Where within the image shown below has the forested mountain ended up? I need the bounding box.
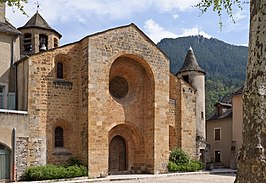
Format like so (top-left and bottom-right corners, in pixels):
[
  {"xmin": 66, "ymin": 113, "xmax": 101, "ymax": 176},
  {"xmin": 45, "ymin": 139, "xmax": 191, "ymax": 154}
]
[{"xmin": 157, "ymin": 36, "xmax": 248, "ymax": 116}]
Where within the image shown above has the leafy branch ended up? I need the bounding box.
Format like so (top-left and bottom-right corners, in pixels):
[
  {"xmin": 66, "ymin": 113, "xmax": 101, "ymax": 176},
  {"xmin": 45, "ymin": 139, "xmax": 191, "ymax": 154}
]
[
  {"xmin": 195, "ymin": 0, "xmax": 249, "ymax": 28},
  {"xmin": 0, "ymin": 0, "xmax": 28, "ymax": 15}
]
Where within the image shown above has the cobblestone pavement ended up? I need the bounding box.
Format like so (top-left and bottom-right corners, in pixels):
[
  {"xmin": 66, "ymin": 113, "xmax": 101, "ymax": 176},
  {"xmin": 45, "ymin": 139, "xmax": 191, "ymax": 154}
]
[{"xmin": 99, "ymin": 174, "xmax": 236, "ymax": 183}]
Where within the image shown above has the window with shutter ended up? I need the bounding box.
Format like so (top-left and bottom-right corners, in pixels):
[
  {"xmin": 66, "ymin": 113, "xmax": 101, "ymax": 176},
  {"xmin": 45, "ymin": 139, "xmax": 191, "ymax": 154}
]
[{"xmin": 0, "ymin": 86, "xmax": 4, "ymax": 109}]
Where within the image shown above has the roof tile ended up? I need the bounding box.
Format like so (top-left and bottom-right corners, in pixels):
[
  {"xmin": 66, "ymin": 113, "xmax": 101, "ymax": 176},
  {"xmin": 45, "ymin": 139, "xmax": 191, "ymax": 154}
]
[{"xmin": 177, "ymin": 47, "xmax": 205, "ymax": 74}]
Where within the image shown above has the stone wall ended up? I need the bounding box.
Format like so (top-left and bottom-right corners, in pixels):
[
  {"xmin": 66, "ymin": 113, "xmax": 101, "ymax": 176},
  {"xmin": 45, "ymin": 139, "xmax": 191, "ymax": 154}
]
[
  {"xmin": 0, "ymin": 3, "xmax": 5, "ymax": 23},
  {"xmin": 168, "ymin": 74, "xmax": 197, "ymax": 158},
  {"xmin": 0, "ymin": 110, "xmax": 29, "ymax": 180},
  {"xmin": 86, "ymin": 24, "xmax": 169, "ymax": 177},
  {"xmin": 16, "ymin": 137, "xmax": 29, "ymax": 179},
  {"xmin": 18, "ymin": 42, "xmax": 86, "ymax": 167},
  {"xmin": 179, "ymin": 81, "xmax": 197, "ymax": 159}
]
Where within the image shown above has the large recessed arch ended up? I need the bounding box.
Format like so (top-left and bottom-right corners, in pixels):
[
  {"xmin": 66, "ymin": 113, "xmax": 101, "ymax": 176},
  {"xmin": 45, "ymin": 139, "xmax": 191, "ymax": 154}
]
[
  {"xmin": 108, "ymin": 53, "xmax": 156, "ymax": 174},
  {"xmin": 109, "ymin": 54, "xmax": 155, "ymax": 106}
]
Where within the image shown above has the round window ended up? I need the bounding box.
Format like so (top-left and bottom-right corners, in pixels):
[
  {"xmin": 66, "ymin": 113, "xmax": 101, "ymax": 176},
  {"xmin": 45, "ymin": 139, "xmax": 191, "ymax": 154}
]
[{"xmin": 109, "ymin": 77, "xmax": 129, "ymax": 99}]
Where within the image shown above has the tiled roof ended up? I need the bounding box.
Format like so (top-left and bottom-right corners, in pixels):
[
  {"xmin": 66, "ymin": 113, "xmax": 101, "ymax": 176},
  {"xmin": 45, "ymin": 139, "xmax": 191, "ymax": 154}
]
[
  {"xmin": 214, "ymin": 102, "xmax": 232, "ymax": 108},
  {"xmin": 18, "ymin": 11, "xmax": 62, "ymax": 38},
  {"xmin": 0, "ymin": 20, "xmax": 21, "ymax": 35},
  {"xmin": 23, "ymin": 11, "xmax": 52, "ymax": 29},
  {"xmin": 233, "ymin": 85, "xmax": 244, "ymax": 95},
  {"xmin": 177, "ymin": 47, "xmax": 205, "ymax": 74},
  {"xmin": 207, "ymin": 85, "xmax": 243, "ymax": 121},
  {"xmin": 208, "ymin": 108, "xmax": 232, "ymax": 121}
]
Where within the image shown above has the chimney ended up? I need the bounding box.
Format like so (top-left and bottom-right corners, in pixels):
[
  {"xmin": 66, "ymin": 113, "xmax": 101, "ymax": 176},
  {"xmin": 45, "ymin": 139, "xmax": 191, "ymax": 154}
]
[{"xmin": 0, "ymin": 2, "xmax": 5, "ymax": 23}]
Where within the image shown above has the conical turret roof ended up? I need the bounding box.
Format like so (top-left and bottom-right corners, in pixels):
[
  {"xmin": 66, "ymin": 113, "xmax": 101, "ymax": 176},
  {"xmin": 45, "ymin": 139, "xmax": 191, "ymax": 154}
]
[
  {"xmin": 177, "ymin": 47, "xmax": 205, "ymax": 74},
  {"xmin": 18, "ymin": 11, "xmax": 61, "ymax": 38}
]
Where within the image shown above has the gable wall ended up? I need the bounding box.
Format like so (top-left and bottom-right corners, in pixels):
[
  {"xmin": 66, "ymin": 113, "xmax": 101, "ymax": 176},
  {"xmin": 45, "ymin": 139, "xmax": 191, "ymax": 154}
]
[{"xmin": 86, "ymin": 25, "xmax": 170, "ymax": 177}]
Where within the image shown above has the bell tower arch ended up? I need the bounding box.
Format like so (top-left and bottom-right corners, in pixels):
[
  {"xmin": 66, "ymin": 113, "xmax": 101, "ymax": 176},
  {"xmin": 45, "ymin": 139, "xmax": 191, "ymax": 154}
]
[{"xmin": 18, "ymin": 11, "xmax": 62, "ymax": 55}]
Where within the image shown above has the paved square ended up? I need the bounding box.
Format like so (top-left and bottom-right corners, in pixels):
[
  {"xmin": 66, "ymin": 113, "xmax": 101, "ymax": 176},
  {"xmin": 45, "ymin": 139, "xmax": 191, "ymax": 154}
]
[{"xmin": 101, "ymin": 174, "xmax": 236, "ymax": 183}]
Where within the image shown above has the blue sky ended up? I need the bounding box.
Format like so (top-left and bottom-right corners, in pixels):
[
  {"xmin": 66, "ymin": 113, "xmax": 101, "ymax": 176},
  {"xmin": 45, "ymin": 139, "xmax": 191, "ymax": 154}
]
[{"xmin": 6, "ymin": 0, "xmax": 249, "ymax": 46}]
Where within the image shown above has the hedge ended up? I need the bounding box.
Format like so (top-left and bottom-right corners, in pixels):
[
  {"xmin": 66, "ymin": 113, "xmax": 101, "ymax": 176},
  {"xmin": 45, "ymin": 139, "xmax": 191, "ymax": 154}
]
[
  {"xmin": 23, "ymin": 164, "xmax": 87, "ymax": 181},
  {"xmin": 168, "ymin": 148, "xmax": 204, "ymax": 172}
]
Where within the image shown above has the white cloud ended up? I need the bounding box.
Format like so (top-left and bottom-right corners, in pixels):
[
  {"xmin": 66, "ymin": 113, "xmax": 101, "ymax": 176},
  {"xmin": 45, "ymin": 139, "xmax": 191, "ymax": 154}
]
[
  {"xmin": 144, "ymin": 19, "xmax": 177, "ymax": 43},
  {"xmin": 153, "ymin": 0, "xmax": 200, "ymax": 12},
  {"xmin": 178, "ymin": 27, "xmax": 212, "ymax": 38},
  {"xmin": 173, "ymin": 14, "xmax": 179, "ymax": 19},
  {"xmin": 233, "ymin": 10, "xmax": 247, "ymax": 22},
  {"xmin": 224, "ymin": 9, "xmax": 249, "ymax": 33},
  {"xmin": 6, "ymin": 0, "xmax": 200, "ymax": 27}
]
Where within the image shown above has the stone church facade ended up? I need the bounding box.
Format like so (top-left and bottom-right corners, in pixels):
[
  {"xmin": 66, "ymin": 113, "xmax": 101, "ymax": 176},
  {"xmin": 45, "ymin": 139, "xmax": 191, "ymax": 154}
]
[{"xmin": 0, "ymin": 3, "xmax": 205, "ymax": 180}]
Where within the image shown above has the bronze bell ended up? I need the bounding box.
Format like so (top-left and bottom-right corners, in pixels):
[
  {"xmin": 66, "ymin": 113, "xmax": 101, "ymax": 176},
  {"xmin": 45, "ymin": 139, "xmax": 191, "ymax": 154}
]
[{"xmin": 39, "ymin": 43, "xmax": 47, "ymax": 51}]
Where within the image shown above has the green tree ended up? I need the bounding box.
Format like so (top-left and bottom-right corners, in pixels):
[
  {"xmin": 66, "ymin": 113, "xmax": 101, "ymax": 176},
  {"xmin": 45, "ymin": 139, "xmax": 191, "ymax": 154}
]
[{"xmin": 197, "ymin": 1, "xmax": 266, "ymax": 182}]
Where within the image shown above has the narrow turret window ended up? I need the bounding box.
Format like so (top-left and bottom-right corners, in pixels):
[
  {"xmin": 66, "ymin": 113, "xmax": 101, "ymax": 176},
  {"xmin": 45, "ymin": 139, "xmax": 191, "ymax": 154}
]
[
  {"xmin": 55, "ymin": 127, "xmax": 64, "ymax": 147},
  {"xmin": 24, "ymin": 33, "xmax": 32, "ymax": 51},
  {"xmin": 57, "ymin": 62, "xmax": 63, "ymax": 79}
]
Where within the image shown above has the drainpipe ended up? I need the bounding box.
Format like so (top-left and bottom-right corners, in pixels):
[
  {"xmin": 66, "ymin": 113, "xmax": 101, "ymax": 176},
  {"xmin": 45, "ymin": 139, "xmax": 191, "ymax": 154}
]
[
  {"xmin": 12, "ymin": 36, "xmax": 18, "ymax": 110},
  {"xmin": 11, "ymin": 128, "xmax": 16, "ymax": 182}
]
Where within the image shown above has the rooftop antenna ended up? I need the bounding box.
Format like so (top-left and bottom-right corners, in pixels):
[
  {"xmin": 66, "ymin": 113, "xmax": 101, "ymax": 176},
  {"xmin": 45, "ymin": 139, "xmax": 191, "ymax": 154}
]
[{"xmin": 35, "ymin": 1, "xmax": 41, "ymax": 12}]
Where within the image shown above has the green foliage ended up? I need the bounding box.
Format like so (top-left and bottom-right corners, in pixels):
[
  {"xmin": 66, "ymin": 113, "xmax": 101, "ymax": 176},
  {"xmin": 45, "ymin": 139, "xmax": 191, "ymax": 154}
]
[
  {"xmin": 23, "ymin": 164, "xmax": 87, "ymax": 181},
  {"xmin": 168, "ymin": 160, "xmax": 205, "ymax": 172},
  {"xmin": 67, "ymin": 156, "xmax": 84, "ymax": 166},
  {"xmin": 169, "ymin": 148, "xmax": 190, "ymax": 165},
  {"xmin": 195, "ymin": 0, "xmax": 248, "ymax": 27},
  {"xmin": 0, "ymin": 0, "xmax": 28, "ymax": 15},
  {"xmin": 168, "ymin": 148, "xmax": 205, "ymax": 172},
  {"xmin": 157, "ymin": 36, "xmax": 247, "ymax": 116}
]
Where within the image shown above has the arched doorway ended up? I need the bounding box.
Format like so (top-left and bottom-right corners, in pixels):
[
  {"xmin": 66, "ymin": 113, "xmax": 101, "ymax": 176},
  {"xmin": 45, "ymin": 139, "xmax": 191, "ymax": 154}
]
[
  {"xmin": 0, "ymin": 144, "xmax": 11, "ymax": 179},
  {"xmin": 109, "ymin": 136, "xmax": 127, "ymax": 173}
]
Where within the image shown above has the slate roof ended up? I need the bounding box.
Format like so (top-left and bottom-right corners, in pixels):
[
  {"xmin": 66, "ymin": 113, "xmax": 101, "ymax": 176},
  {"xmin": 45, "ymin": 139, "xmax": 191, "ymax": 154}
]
[
  {"xmin": 0, "ymin": 20, "xmax": 21, "ymax": 35},
  {"xmin": 177, "ymin": 47, "xmax": 205, "ymax": 74},
  {"xmin": 233, "ymin": 85, "xmax": 244, "ymax": 95},
  {"xmin": 207, "ymin": 86, "xmax": 243, "ymax": 121},
  {"xmin": 18, "ymin": 11, "xmax": 62, "ymax": 38},
  {"xmin": 214, "ymin": 102, "xmax": 232, "ymax": 108},
  {"xmin": 208, "ymin": 108, "xmax": 232, "ymax": 120},
  {"xmin": 23, "ymin": 11, "xmax": 52, "ymax": 29}
]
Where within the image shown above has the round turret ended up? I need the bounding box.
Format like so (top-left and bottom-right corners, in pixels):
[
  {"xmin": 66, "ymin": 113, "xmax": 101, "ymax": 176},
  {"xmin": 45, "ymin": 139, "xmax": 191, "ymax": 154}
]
[{"xmin": 177, "ymin": 47, "xmax": 206, "ymax": 151}]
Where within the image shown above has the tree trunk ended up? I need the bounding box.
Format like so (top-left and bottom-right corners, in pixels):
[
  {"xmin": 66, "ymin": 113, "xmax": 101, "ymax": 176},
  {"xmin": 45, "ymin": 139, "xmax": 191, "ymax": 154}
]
[{"xmin": 235, "ymin": 0, "xmax": 266, "ymax": 182}]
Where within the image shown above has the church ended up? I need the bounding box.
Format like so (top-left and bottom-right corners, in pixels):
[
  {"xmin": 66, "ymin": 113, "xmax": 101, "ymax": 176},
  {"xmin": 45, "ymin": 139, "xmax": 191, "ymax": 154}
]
[{"xmin": 0, "ymin": 2, "xmax": 205, "ymax": 180}]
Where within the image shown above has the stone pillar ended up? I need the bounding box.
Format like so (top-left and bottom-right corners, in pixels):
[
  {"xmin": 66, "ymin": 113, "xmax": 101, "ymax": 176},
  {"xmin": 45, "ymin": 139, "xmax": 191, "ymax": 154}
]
[{"xmin": 0, "ymin": 2, "xmax": 5, "ymax": 23}]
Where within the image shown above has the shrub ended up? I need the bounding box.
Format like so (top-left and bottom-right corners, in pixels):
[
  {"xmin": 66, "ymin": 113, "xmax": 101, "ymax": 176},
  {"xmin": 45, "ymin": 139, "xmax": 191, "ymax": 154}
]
[
  {"xmin": 23, "ymin": 164, "xmax": 88, "ymax": 181},
  {"xmin": 169, "ymin": 148, "xmax": 190, "ymax": 164},
  {"xmin": 167, "ymin": 160, "xmax": 204, "ymax": 172},
  {"xmin": 168, "ymin": 148, "xmax": 204, "ymax": 172},
  {"xmin": 67, "ymin": 156, "xmax": 84, "ymax": 166}
]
